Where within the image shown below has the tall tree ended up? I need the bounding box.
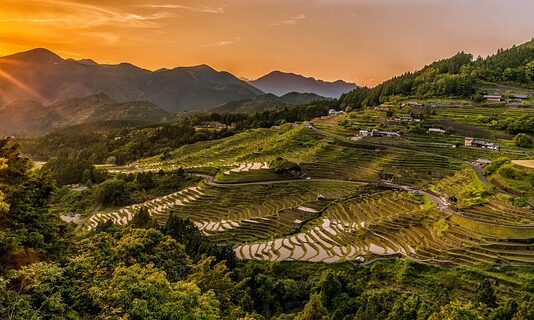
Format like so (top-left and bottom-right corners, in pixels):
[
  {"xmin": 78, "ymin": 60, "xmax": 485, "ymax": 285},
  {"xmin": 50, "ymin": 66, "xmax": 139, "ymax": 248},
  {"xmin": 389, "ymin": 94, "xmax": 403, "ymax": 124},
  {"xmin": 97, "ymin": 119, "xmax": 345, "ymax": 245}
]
[{"xmin": 0, "ymin": 139, "xmax": 65, "ymax": 270}]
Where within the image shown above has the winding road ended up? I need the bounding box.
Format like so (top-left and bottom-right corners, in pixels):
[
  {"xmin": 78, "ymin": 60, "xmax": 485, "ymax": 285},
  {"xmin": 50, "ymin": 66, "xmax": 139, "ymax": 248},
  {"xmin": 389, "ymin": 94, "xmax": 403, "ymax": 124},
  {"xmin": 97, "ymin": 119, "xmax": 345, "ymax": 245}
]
[
  {"xmin": 86, "ymin": 121, "xmax": 530, "ymax": 232},
  {"xmin": 194, "ymin": 173, "xmax": 452, "ymax": 213}
]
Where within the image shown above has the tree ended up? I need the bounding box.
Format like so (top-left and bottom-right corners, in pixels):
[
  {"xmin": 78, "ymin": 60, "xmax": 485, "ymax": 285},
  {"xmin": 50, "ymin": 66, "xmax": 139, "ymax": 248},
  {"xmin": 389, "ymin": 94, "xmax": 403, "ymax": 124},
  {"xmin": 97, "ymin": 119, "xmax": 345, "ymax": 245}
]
[
  {"xmin": 476, "ymin": 279, "xmax": 497, "ymax": 308},
  {"xmin": 429, "ymin": 301, "xmax": 482, "ymax": 320},
  {"xmin": 319, "ymin": 271, "xmax": 343, "ymax": 309},
  {"xmin": 294, "ymin": 293, "xmax": 329, "ymax": 320},
  {"xmin": 270, "ymin": 158, "xmax": 301, "ymax": 176},
  {"xmin": 90, "ymin": 264, "xmax": 221, "ymax": 319},
  {"xmin": 0, "ymin": 262, "xmax": 66, "ymax": 320},
  {"xmin": 93, "ymin": 178, "xmax": 130, "ymax": 206},
  {"xmin": 130, "ymin": 206, "xmax": 157, "ymax": 229},
  {"xmin": 188, "ymin": 256, "xmax": 236, "ymax": 314},
  {"xmin": 513, "ymin": 133, "xmax": 533, "ymax": 148},
  {"xmin": 0, "ymin": 139, "xmax": 66, "ymax": 269}
]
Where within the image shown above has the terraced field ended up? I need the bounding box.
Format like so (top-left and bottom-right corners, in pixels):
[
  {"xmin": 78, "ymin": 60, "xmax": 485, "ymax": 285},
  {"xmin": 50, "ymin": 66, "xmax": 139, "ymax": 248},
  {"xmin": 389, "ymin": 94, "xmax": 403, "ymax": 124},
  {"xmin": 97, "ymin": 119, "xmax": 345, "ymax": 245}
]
[
  {"xmin": 234, "ymin": 190, "xmax": 534, "ymax": 266},
  {"xmin": 84, "ymin": 110, "xmax": 534, "ymax": 267},
  {"xmin": 312, "ymin": 106, "xmax": 534, "ymax": 161},
  {"xmin": 300, "ymin": 141, "xmax": 462, "ymax": 187},
  {"xmin": 169, "ymin": 181, "xmax": 365, "ymax": 244},
  {"xmin": 108, "ymin": 123, "xmax": 463, "ymax": 188},
  {"xmin": 80, "ymin": 186, "xmax": 205, "ymax": 231},
  {"xmin": 458, "ymin": 199, "xmax": 534, "ymax": 225},
  {"xmin": 131, "ymin": 125, "xmax": 323, "ymax": 172}
]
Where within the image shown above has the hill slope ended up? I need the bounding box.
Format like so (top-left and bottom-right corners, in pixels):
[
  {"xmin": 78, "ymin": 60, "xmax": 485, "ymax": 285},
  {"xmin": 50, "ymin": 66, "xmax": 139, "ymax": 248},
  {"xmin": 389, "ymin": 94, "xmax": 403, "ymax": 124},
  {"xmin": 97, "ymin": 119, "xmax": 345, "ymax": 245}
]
[
  {"xmin": 211, "ymin": 92, "xmax": 329, "ymax": 113},
  {"xmin": 0, "ymin": 94, "xmax": 169, "ymax": 137},
  {"xmin": 0, "ymin": 48, "xmax": 263, "ymax": 112},
  {"xmin": 250, "ymin": 71, "xmax": 357, "ymax": 98},
  {"xmin": 340, "ymin": 38, "xmax": 534, "ymax": 108}
]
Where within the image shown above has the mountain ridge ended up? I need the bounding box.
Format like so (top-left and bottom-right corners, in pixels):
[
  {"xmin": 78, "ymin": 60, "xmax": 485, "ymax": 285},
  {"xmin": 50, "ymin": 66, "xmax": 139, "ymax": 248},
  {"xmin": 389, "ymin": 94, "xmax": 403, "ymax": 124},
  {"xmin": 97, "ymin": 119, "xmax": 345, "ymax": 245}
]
[
  {"xmin": 210, "ymin": 92, "xmax": 329, "ymax": 114},
  {"xmin": 249, "ymin": 70, "xmax": 357, "ymax": 98},
  {"xmin": 0, "ymin": 48, "xmax": 263, "ymax": 113}
]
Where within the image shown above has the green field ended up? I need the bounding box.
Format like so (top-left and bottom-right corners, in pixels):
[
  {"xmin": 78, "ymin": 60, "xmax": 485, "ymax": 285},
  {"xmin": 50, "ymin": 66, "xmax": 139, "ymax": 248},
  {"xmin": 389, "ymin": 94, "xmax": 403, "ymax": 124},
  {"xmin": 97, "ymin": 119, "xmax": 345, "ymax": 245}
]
[{"xmin": 83, "ymin": 103, "xmax": 534, "ymax": 267}]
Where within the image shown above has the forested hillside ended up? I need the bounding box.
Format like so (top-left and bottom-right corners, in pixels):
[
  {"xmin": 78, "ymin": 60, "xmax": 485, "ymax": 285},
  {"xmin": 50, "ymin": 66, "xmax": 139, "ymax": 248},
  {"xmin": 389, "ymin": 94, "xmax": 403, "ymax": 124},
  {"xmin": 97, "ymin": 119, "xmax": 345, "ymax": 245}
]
[
  {"xmin": 21, "ymin": 103, "xmax": 332, "ymax": 185},
  {"xmin": 0, "ymin": 94, "xmax": 169, "ymax": 136},
  {"xmin": 340, "ymin": 39, "xmax": 534, "ymax": 108},
  {"xmin": 211, "ymin": 92, "xmax": 328, "ymax": 114}
]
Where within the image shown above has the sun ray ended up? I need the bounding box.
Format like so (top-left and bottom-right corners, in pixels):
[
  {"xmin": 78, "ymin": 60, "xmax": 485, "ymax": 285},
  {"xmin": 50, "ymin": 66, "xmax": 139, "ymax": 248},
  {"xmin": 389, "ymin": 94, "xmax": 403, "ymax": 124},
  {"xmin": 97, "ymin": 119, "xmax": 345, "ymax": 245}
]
[{"xmin": 0, "ymin": 67, "xmax": 46, "ymax": 101}]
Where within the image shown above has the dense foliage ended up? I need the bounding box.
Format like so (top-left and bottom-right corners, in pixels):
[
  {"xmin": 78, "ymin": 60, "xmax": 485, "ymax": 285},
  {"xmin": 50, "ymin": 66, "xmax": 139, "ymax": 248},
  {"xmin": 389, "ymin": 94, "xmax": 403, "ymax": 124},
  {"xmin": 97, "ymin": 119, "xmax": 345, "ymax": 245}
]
[
  {"xmin": 21, "ymin": 103, "xmax": 332, "ymax": 185},
  {"xmin": 2, "ymin": 140, "xmax": 534, "ymax": 319},
  {"xmin": 0, "ymin": 139, "xmax": 68, "ymax": 269},
  {"xmin": 340, "ymin": 53, "xmax": 476, "ymax": 108},
  {"xmin": 340, "ymin": 39, "xmax": 534, "ymax": 108}
]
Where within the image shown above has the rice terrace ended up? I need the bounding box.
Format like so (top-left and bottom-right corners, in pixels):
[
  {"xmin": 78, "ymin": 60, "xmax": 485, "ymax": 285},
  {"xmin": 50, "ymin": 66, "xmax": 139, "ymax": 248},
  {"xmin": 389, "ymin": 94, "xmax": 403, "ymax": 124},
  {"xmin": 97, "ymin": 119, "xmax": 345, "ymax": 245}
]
[
  {"xmin": 79, "ymin": 105, "xmax": 534, "ymax": 267},
  {"xmin": 3, "ymin": 3, "xmax": 534, "ymax": 317}
]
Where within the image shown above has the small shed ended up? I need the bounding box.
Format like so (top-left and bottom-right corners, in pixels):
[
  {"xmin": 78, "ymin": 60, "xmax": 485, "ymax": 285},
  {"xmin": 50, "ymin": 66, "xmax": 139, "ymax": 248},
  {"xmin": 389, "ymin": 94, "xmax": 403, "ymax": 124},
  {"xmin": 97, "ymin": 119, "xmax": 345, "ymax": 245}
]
[{"xmin": 475, "ymin": 159, "xmax": 491, "ymax": 166}]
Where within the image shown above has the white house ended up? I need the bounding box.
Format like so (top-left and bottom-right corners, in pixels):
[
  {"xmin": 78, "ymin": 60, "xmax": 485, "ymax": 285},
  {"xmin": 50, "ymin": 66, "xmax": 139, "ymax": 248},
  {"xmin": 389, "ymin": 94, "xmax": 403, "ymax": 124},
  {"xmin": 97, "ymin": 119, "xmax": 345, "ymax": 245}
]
[
  {"xmin": 428, "ymin": 128, "xmax": 446, "ymax": 134},
  {"xmin": 328, "ymin": 109, "xmax": 345, "ymax": 116}
]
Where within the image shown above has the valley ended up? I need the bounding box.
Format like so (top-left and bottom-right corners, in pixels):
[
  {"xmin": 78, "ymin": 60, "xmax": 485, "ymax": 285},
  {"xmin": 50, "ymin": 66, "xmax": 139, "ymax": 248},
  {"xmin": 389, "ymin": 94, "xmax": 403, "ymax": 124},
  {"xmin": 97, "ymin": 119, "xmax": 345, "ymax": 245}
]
[
  {"xmin": 3, "ymin": 36, "xmax": 534, "ymax": 319},
  {"xmin": 63, "ymin": 98, "xmax": 534, "ymax": 268}
]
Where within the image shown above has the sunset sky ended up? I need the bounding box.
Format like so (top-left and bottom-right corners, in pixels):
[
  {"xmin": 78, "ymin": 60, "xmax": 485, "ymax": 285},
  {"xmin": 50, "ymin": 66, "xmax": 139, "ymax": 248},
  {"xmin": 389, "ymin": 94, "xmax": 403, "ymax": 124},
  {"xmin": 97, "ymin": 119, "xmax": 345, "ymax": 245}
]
[{"xmin": 1, "ymin": 0, "xmax": 533, "ymax": 86}]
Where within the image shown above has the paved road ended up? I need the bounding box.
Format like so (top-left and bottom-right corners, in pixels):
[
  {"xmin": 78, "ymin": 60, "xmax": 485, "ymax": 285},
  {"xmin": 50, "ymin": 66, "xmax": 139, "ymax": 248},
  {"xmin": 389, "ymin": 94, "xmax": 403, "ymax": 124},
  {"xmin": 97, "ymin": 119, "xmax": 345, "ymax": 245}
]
[{"xmin": 466, "ymin": 162, "xmax": 494, "ymax": 188}]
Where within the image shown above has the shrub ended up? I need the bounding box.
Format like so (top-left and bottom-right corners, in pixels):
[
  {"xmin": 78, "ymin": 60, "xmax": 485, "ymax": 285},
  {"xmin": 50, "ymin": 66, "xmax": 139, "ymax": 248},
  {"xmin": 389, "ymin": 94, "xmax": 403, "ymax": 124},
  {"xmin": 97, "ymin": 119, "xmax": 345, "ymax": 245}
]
[
  {"xmin": 514, "ymin": 133, "xmax": 533, "ymax": 148},
  {"xmin": 483, "ymin": 157, "xmax": 510, "ymax": 176}
]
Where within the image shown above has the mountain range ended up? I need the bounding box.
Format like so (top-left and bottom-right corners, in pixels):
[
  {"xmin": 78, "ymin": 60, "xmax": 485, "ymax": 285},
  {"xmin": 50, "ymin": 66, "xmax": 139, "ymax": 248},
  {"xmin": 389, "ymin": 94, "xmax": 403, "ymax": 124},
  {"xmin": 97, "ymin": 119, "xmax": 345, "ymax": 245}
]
[
  {"xmin": 250, "ymin": 71, "xmax": 357, "ymax": 98},
  {"xmin": 0, "ymin": 49, "xmax": 357, "ymax": 115},
  {"xmin": 0, "ymin": 48, "xmax": 263, "ymax": 113}
]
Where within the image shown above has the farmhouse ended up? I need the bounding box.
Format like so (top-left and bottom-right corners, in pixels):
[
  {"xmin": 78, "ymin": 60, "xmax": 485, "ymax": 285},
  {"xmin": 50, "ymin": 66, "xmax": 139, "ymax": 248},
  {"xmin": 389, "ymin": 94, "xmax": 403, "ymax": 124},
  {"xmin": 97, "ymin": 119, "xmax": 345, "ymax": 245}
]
[
  {"xmin": 406, "ymin": 102, "xmax": 423, "ymax": 107},
  {"xmin": 428, "ymin": 128, "xmax": 446, "ymax": 134},
  {"xmin": 465, "ymin": 137, "xmax": 499, "ymax": 150},
  {"xmin": 511, "ymin": 94, "xmax": 528, "ymax": 100},
  {"xmin": 394, "ymin": 116, "xmax": 414, "ymax": 122},
  {"xmin": 328, "ymin": 109, "xmax": 345, "ymax": 116},
  {"xmin": 509, "ymin": 94, "xmax": 529, "ymax": 103},
  {"xmin": 483, "ymin": 95, "xmax": 502, "ymax": 103}
]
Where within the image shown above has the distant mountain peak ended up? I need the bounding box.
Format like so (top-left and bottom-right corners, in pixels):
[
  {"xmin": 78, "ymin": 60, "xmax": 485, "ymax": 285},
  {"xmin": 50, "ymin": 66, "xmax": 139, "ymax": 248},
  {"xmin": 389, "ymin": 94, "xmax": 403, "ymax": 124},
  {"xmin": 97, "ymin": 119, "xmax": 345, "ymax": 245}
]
[
  {"xmin": 250, "ymin": 71, "xmax": 357, "ymax": 98},
  {"xmin": 4, "ymin": 48, "xmax": 62, "ymax": 63},
  {"xmin": 77, "ymin": 59, "xmax": 98, "ymax": 66}
]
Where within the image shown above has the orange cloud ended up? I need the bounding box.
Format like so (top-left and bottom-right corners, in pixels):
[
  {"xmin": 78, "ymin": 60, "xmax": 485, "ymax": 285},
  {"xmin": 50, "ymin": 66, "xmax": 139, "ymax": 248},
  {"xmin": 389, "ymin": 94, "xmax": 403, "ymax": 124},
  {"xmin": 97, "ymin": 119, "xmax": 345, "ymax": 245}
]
[{"xmin": 1, "ymin": 0, "xmax": 533, "ymax": 86}]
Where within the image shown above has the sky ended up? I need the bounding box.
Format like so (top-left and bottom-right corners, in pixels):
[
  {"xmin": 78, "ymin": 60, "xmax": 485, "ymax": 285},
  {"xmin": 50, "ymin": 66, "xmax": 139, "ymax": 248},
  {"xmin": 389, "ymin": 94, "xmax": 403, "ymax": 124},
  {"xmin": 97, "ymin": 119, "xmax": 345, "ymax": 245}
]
[{"xmin": 0, "ymin": 0, "xmax": 533, "ymax": 86}]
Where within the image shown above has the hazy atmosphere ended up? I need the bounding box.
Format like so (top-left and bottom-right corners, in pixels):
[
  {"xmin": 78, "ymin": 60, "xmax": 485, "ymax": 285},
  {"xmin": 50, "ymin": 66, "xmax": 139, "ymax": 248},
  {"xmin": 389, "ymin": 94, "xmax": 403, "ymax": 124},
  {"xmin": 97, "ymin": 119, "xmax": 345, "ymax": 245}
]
[{"xmin": 1, "ymin": 0, "xmax": 534, "ymax": 85}]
